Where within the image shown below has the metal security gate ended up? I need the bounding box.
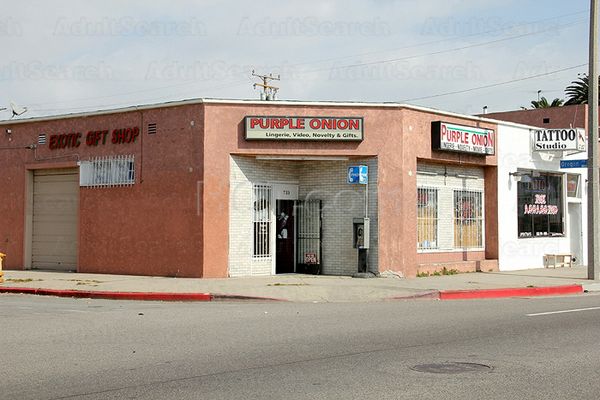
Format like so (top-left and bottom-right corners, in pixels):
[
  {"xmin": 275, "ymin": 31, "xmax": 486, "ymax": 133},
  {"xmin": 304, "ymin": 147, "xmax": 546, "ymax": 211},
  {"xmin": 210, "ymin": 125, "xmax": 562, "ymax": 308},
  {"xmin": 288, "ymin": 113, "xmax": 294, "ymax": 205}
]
[
  {"xmin": 296, "ymin": 200, "xmax": 322, "ymax": 274},
  {"xmin": 32, "ymin": 169, "xmax": 79, "ymax": 271}
]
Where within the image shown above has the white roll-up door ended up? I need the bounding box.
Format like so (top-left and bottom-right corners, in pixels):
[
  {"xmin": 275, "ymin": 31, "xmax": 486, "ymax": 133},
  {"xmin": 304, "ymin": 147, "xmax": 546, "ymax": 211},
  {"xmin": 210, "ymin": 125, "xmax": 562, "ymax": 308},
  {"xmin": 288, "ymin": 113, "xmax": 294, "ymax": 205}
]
[{"xmin": 32, "ymin": 169, "xmax": 79, "ymax": 271}]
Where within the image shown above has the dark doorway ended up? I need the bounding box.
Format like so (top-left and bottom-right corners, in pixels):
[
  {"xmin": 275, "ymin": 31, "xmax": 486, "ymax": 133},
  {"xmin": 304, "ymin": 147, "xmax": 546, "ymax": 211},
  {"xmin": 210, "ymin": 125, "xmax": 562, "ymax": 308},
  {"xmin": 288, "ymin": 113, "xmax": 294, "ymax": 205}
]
[
  {"xmin": 296, "ymin": 200, "xmax": 322, "ymax": 274},
  {"xmin": 276, "ymin": 200, "xmax": 295, "ymax": 274}
]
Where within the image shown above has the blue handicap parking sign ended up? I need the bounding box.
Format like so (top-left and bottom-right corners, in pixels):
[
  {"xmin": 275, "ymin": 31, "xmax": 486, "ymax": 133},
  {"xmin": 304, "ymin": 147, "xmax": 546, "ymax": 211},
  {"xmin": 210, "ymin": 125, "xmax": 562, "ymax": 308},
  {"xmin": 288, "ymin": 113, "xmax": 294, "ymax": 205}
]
[{"xmin": 348, "ymin": 165, "xmax": 368, "ymax": 184}]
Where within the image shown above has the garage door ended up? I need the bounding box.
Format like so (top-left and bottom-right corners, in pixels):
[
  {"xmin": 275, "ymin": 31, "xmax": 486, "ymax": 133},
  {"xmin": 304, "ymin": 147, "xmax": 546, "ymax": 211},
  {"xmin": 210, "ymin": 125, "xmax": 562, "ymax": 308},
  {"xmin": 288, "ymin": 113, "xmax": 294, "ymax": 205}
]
[{"xmin": 32, "ymin": 169, "xmax": 79, "ymax": 271}]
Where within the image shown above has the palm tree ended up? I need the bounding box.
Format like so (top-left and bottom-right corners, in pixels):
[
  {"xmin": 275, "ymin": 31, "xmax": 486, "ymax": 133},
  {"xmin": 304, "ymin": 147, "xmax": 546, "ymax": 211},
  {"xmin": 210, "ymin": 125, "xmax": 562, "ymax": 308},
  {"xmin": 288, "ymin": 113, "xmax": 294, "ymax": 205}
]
[
  {"xmin": 564, "ymin": 74, "xmax": 599, "ymax": 105},
  {"xmin": 531, "ymin": 96, "xmax": 563, "ymax": 109}
]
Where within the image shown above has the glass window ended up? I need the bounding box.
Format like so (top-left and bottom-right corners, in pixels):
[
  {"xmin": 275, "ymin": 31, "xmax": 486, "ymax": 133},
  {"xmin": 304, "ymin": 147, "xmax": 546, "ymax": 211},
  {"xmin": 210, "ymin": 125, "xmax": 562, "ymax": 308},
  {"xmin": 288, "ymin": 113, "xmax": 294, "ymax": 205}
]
[
  {"xmin": 79, "ymin": 155, "xmax": 135, "ymax": 188},
  {"xmin": 453, "ymin": 190, "xmax": 483, "ymax": 248},
  {"xmin": 417, "ymin": 187, "xmax": 438, "ymax": 249},
  {"xmin": 566, "ymin": 174, "xmax": 580, "ymax": 198},
  {"xmin": 517, "ymin": 173, "xmax": 564, "ymax": 238}
]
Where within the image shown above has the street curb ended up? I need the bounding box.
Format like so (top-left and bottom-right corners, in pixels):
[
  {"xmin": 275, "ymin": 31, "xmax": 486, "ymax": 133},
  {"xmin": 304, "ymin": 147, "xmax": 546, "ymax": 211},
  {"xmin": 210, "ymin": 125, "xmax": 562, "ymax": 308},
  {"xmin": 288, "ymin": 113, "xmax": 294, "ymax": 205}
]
[
  {"xmin": 388, "ymin": 290, "xmax": 440, "ymax": 300},
  {"xmin": 0, "ymin": 287, "xmax": 285, "ymax": 302},
  {"xmin": 210, "ymin": 293, "xmax": 287, "ymax": 302},
  {"xmin": 438, "ymin": 284, "xmax": 583, "ymax": 300},
  {"xmin": 582, "ymin": 282, "xmax": 600, "ymax": 292}
]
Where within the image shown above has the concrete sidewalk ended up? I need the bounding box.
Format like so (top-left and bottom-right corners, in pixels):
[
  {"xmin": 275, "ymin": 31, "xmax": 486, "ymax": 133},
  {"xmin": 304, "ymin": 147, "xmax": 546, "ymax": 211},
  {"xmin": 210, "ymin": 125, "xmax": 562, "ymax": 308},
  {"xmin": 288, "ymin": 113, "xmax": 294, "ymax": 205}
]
[{"xmin": 2, "ymin": 266, "xmax": 600, "ymax": 302}]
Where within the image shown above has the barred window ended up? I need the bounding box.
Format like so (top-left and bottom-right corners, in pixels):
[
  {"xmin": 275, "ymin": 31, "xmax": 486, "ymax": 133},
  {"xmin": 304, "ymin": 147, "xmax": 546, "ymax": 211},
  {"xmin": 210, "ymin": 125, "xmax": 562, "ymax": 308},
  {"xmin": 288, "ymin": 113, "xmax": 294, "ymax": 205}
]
[
  {"xmin": 253, "ymin": 184, "xmax": 272, "ymax": 258},
  {"xmin": 79, "ymin": 155, "xmax": 135, "ymax": 188},
  {"xmin": 454, "ymin": 190, "xmax": 483, "ymax": 248},
  {"xmin": 417, "ymin": 187, "xmax": 438, "ymax": 249}
]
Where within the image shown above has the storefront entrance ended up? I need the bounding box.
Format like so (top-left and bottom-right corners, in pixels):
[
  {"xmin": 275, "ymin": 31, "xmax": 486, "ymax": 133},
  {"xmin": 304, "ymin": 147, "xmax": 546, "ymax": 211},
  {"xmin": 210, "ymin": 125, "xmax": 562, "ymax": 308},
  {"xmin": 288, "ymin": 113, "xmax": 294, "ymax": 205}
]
[
  {"xmin": 569, "ymin": 203, "xmax": 583, "ymax": 265},
  {"xmin": 276, "ymin": 200, "xmax": 295, "ymax": 273},
  {"xmin": 275, "ymin": 199, "xmax": 323, "ymax": 274},
  {"xmin": 229, "ymin": 156, "xmax": 377, "ymax": 277}
]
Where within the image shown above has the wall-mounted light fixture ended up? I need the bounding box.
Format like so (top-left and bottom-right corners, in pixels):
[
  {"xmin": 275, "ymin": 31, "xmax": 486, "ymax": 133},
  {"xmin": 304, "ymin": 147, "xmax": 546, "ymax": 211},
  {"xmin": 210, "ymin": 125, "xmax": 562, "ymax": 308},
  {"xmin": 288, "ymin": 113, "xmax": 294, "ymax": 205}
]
[
  {"xmin": 509, "ymin": 171, "xmax": 527, "ymax": 182},
  {"xmin": 5, "ymin": 128, "xmax": 12, "ymax": 135},
  {"xmin": 510, "ymin": 171, "xmax": 538, "ymax": 183}
]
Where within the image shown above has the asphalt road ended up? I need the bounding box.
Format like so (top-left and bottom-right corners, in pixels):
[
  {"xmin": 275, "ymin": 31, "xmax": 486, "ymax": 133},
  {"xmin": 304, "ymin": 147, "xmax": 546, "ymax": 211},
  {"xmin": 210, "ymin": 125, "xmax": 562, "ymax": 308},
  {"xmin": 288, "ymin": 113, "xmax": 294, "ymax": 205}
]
[{"xmin": 2, "ymin": 293, "xmax": 600, "ymax": 400}]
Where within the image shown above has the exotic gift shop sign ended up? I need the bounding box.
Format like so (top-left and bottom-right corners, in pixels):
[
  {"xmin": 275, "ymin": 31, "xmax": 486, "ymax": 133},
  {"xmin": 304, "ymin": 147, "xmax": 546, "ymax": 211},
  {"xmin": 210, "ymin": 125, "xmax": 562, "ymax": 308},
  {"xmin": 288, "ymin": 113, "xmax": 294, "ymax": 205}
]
[
  {"xmin": 431, "ymin": 121, "xmax": 495, "ymax": 155},
  {"xmin": 245, "ymin": 116, "xmax": 363, "ymax": 141},
  {"xmin": 48, "ymin": 126, "xmax": 140, "ymax": 150}
]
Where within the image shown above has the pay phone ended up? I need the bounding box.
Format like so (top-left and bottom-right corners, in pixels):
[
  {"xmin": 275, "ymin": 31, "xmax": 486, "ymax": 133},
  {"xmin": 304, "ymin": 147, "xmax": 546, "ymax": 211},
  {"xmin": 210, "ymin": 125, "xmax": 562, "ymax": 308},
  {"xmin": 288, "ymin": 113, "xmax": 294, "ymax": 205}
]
[
  {"xmin": 353, "ymin": 218, "xmax": 370, "ymax": 273},
  {"xmin": 353, "ymin": 218, "xmax": 370, "ymax": 249}
]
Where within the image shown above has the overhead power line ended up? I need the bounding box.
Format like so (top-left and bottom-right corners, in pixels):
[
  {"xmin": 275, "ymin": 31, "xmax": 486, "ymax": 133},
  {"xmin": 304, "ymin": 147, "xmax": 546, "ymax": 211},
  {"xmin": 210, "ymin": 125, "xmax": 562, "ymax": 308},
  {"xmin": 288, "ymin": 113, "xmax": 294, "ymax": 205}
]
[
  {"xmin": 293, "ymin": 10, "xmax": 589, "ymax": 67},
  {"xmin": 300, "ymin": 18, "xmax": 586, "ymax": 75},
  {"xmin": 401, "ymin": 63, "xmax": 588, "ymax": 102},
  {"xmin": 18, "ymin": 11, "xmax": 588, "ymax": 113}
]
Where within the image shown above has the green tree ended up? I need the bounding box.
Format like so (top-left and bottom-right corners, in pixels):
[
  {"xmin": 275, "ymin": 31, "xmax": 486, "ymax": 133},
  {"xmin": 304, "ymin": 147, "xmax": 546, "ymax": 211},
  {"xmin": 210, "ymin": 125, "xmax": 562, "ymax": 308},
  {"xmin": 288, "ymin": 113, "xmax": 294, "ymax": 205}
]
[
  {"xmin": 531, "ymin": 96, "xmax": 563, "ymax": 109},
  {"xmin": 564, "ymin": 74, "xmax": 600, "ymax": 105}
]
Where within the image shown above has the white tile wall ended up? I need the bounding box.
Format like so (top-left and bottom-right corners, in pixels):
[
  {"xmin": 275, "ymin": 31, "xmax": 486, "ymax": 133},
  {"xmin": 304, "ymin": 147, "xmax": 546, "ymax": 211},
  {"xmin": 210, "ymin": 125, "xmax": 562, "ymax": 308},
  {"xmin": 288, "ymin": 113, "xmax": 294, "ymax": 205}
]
[
  {"xmin": 229, "ymin": 156, "xmax": 378, "ymax": 277},
  {"xmin": 229, "ymin": 156, "xmax": 299, "ymax": 277}
]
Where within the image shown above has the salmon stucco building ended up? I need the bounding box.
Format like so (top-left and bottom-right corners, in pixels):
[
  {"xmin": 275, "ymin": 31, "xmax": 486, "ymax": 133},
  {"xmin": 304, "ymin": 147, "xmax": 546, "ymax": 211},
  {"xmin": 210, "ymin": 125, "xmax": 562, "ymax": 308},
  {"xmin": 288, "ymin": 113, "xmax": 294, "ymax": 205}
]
[{"xmin": 0, "ymin": 99, "xmax": 500, "ymax": 278}]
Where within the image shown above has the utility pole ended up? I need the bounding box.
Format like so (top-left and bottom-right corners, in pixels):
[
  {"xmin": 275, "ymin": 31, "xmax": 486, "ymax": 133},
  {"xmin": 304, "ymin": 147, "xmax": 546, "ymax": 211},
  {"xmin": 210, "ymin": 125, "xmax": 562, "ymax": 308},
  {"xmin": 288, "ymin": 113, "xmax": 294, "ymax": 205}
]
[
  {"xmin": 588, "ymin": 0, "xmax": 599, "ymax": 280},
  {"xmin": 252, "ymin": 70, "xmax": 280, "ymax": 100}
]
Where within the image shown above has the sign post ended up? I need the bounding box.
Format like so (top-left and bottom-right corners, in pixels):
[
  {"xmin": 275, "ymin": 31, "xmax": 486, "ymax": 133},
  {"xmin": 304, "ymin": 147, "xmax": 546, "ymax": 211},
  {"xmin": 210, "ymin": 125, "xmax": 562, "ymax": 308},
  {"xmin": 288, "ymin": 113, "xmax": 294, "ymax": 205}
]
[
  {"xmin": 588, "ymin": 0, "xmax": 599, "ymax": 280},
  {"xmin": 348, "ymin": 165, "xmax": 369, "ymax": 274}
]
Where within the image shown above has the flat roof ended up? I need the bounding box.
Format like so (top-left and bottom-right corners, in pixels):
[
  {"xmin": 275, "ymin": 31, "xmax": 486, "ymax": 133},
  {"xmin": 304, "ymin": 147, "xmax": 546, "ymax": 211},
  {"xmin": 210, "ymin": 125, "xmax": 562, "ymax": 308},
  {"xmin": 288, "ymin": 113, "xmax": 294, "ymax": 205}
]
[{"xmin": 0, "ymin": 97, "xmax": 535, "ymax": 130}]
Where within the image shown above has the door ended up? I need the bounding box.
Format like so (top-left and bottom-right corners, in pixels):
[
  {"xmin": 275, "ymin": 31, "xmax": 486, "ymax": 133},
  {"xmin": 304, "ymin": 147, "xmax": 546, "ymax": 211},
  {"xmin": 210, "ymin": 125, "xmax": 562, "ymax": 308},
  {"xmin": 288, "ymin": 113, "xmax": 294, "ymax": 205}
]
[
  {"xmin": 296, "ymin": 200, "xmax": 322, "ymax": 274},
  {"xmin": 32, "ymin": 169, "xmax": 79, "ymax": 271},
  {"xmin": 276, "ymin": 200, "xmax": 295, "ymax": 274},
  {"xmin": 569, "ymin": 203, "xmax": 583, "ymax": 265}
]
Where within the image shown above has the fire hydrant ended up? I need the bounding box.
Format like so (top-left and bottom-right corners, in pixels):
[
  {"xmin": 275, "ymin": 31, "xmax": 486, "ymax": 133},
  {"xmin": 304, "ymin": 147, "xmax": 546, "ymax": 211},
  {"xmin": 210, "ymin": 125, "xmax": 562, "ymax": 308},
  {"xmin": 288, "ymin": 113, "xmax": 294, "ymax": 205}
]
[{"xmin": 0, "ymin": 252, "xmax": 5, "ymax": 283}]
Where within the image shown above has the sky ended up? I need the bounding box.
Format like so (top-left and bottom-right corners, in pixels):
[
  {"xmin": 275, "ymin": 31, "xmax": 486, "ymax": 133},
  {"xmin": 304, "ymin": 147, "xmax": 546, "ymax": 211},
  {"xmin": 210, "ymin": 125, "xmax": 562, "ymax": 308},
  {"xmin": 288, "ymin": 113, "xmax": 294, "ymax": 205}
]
[{"xmin": 0, "ymin": 0, "xmax": 593, "ymax": 120}]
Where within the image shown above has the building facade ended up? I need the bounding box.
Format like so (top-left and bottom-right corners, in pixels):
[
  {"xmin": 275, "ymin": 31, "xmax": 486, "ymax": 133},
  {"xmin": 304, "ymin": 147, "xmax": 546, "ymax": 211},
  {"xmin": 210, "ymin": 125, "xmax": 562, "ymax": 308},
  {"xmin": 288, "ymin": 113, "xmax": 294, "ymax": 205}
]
[
  {"xmin": 496, "ymin": 121, "xmax": 588, "ymax": 269},
  {"xmin": 0, "ymin": 99, "xmax": 500, "ymax": 278}
]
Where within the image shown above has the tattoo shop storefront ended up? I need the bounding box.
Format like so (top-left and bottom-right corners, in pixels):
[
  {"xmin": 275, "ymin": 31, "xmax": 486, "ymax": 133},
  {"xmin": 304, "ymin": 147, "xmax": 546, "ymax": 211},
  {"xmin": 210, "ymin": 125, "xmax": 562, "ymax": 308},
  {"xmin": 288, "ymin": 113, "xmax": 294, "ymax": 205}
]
[
  {"xmin": 496, "ymin": 122, "xmax": 588, "ymax": 270},
  {"xmin": 0, "ymin": 99, "xmax": 499, "ymax": 278}
]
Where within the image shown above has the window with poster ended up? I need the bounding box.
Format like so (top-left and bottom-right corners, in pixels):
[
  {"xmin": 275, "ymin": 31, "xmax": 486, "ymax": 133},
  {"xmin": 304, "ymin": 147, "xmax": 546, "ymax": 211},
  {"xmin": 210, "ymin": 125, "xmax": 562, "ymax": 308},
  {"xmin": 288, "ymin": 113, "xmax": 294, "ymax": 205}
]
[
  {"xmin": 417, "ymin": 187, "xmax": 438, "ymax": 249},
  {"xmin": 566, "ymin": 174, "xmax": 580, "ymax": 198},
  {"xmin": 517, "ymin": 173, "xmax": 564, "ymax": 238},
  {"xmin": 453, "ymin": 190, "xmax": 483, "ymax": 248}
]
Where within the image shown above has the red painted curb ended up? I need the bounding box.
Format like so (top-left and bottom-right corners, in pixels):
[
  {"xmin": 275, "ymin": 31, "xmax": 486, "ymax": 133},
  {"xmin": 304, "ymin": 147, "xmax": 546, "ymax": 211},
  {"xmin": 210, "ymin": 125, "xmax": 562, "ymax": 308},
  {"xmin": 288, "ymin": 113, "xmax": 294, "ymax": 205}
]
[
  {"xmin": 439, "ymin": 285, "xmax": 583, "ymax": 300},
  {"xmin": 0, "ymin": 287, "xmax": 212, "ymax": 301}
]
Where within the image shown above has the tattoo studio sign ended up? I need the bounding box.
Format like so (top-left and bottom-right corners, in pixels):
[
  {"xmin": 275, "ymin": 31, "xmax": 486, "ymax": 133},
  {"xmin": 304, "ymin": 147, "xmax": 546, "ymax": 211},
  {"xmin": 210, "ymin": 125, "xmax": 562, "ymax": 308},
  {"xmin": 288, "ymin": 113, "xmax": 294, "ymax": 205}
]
[
  {"xmin": 532, "ymin": 128, "xmax": 586, "ymax": 152},
  {"xmin": 245, "ymin": 116, "xmax": 363, "ymax": 141}
]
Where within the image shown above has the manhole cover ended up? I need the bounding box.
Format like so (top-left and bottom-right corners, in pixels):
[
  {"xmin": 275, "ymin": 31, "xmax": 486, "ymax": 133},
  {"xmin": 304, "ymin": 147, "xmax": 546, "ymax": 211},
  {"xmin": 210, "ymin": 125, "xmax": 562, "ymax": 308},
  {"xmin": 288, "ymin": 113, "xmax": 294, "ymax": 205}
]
[{"xmin": 410, "ymin": 362, "xmax": 492, "ymax": 374}]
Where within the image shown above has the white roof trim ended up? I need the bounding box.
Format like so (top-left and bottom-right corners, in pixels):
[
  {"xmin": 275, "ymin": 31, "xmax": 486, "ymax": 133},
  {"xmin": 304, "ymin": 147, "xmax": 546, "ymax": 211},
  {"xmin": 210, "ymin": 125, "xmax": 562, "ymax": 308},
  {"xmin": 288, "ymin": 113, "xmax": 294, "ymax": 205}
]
[{"xmin": 0, "ymin": 96, "xmax": 532, "ymax": 129}]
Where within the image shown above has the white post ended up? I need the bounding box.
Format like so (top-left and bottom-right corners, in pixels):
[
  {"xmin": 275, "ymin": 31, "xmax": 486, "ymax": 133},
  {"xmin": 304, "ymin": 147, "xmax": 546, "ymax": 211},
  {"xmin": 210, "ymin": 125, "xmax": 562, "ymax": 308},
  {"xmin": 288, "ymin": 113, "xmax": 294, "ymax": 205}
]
[{"xmin": 588, "ymin": 0, "xmax": 599, "ymax": 280}]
